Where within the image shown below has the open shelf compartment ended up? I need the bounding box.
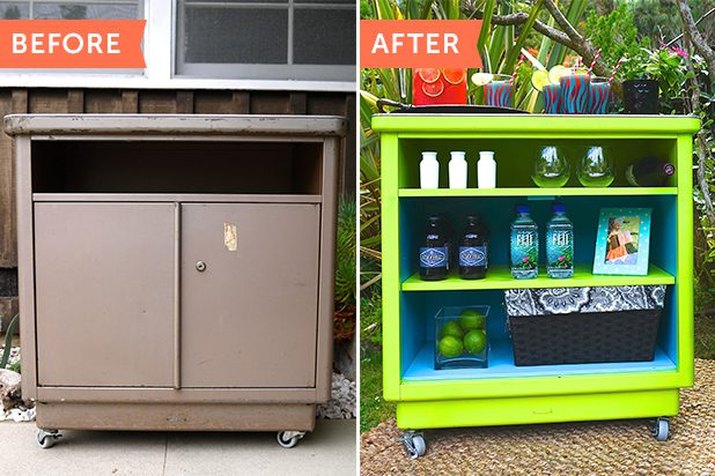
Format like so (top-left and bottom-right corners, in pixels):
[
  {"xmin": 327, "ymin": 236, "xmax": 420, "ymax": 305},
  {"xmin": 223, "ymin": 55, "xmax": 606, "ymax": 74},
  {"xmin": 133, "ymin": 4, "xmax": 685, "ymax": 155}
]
[
  {"xmin": 397, "ymin": 137, "xmax": 678, "ymax": 190},
  {"xmin": 398, "ymin": 195, "xmax": 677, "ymax": 287},
  {"xmin": 31, "ymin": 140, "xmax": 323, "ymax": 195},
  {"xmin": 399, "ymin": 289, "xmax": 679, "ymax": 383}
]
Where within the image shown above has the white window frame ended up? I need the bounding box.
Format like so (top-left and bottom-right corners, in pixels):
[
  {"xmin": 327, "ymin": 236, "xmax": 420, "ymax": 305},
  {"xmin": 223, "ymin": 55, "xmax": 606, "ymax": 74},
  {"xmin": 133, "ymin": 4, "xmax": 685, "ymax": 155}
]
[{"xmin": 0, "ymin": 0, "xmax": 356, "ymax": 91}]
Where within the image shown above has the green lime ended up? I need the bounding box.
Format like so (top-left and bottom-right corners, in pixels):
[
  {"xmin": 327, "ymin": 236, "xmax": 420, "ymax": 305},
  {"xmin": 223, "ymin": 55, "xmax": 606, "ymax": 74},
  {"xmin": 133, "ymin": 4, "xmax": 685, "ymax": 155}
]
[
  {"xmin": 458, "ymin": 309, "xmax": 485, "ymax": 330},
  {"xmin": 441, "ymin": 321, "xmax": 464, "ymax": 339},
  {"xmin": 438, "ymin": 335, "xmax": 464, "ymax": 358},
  {"xmin": 464, "ymin": 330, "xmax": 487, "ymax": 355}
]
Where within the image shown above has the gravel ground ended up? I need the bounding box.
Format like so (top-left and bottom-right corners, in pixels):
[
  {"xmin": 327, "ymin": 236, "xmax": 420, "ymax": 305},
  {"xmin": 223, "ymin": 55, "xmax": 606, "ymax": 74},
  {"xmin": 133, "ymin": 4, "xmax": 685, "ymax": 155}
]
[
  {"xmin": 360, "ymin": 358, "xmax": 715, "ymax": 475},
  {"xmin": 318, "ymin": 372, "xmax": 357, "ymax": 420}
]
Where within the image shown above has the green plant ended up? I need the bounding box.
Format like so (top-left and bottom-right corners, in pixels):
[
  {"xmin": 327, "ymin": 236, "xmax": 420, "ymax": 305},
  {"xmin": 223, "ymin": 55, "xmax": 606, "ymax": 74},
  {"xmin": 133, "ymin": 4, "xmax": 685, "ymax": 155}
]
[
  {"xmin": 585, "ymin": 3, "xmax": 650, "ymax": 75},
  {"xmin": 1, "ymin": 314, "xmax": 19, "ymax": 369},
  {"xmin": 335, "ymin": 195, "xmax": 357, "ymax": 310}
]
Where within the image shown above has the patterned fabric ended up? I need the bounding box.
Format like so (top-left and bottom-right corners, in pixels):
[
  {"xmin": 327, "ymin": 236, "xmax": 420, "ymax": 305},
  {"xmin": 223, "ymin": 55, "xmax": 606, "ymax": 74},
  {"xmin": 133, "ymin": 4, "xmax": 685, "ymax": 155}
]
[{"xmin": 504, "ymin": 285, "xmax": 666, "ymax": 317}]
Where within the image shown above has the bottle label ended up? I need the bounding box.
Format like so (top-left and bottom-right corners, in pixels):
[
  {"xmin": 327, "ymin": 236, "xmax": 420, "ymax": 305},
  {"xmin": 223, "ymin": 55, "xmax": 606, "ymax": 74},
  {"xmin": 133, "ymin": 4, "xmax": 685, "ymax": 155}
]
[
  {"xmin": 546, "ymin": 230, "xmax": 573, "ymax": 269},
  {"xmin": 511, "ymin": 231, "xmax": 537, "ymax": 271},
  {"xmin": 420, "ymin": 246, "xmax": 447, "ymax": 268},
  {"xmin": 459, "ymin": 246, "xmax": 487, "ymax": 267}
]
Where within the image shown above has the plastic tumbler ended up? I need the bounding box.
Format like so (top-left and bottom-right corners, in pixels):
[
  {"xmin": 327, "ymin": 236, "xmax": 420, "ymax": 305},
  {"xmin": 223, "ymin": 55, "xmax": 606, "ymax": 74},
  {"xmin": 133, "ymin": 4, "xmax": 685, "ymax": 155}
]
[
  {"xmin": 542, "ymin": 84, "xmax": 561, "ymax": 114},
  {"xmin": 559, "ymin": 74, "xmax": 590, "ymax": 114},
  {"xmin": 484, "ymin": 75, "xmax": 513, "ymax": 108},
  {"xmin": 588, "ymin": 78, "xmax": 611, "ymax": 114}
]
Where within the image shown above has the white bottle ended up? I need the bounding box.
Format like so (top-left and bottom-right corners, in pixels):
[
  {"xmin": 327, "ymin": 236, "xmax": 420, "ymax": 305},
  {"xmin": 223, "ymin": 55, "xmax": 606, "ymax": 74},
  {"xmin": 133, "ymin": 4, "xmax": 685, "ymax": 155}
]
[
  {"xmin": 448, "ymin": 151, "xmax": 467, "ymax": 189},
  {"xmin": 420, "ymin": 151, "xmax": 439, "ymax": 189},
  {"xmin": 478, "ymin": 151, "xmax": 497, "ymax": 189}
]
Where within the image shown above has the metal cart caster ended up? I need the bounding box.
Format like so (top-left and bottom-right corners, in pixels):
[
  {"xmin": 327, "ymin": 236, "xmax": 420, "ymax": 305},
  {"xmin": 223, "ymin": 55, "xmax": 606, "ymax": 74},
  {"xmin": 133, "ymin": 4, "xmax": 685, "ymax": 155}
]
[
  {"xmin": 400, "ymin": 431, "xmax": 426, "ymax": 459},
  {"xmin": 36, "ymin": 429, "xmax": 62, "ymax": 449},
  {"xmin": 276, "ymin": 430, "xmax": 306, "ymax": 448},
  {"xmin": 652, "ymin": 417, "xmax": 670, "ymax": 441}
]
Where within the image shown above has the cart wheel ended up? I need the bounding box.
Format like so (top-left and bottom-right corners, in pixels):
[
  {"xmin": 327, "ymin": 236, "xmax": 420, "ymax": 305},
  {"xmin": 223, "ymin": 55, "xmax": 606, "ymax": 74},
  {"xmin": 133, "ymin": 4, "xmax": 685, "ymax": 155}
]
[
  {"xmin": 652, "ymin": 417, "xmax": 670, "ymax": 441},
  {"xmin": 36, "ymin": 429, "xmax": 61, "ymax": 449},
  {"xmin": 401, "ymin": 431, "xmax": 426, "ymax": 459},
  {"xmin": 276, "ymin": 431, "xmax": 305, "ymax": 448}
]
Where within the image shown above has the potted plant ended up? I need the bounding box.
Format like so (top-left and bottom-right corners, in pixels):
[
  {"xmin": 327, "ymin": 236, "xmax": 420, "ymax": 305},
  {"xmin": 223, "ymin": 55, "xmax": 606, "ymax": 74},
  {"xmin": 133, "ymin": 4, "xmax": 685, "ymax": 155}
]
[{"xmin": 619, "ymin": 48, "xmax": 686, "ymax": 114}]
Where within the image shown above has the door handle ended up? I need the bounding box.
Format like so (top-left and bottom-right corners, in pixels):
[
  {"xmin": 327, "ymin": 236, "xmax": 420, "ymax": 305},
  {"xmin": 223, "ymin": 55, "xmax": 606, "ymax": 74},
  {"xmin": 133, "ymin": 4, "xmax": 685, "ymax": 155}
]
[{"xmin": 195, "ymin": 260, "xmax": 207, "ymax": 272}]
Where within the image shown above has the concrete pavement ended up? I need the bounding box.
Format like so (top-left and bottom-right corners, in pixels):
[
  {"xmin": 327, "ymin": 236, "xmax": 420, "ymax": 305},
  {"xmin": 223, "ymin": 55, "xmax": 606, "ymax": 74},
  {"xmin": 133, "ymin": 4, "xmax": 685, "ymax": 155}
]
[{"xmin": 0, "ymin": 419, "xmax": 356, "ymax": 475}]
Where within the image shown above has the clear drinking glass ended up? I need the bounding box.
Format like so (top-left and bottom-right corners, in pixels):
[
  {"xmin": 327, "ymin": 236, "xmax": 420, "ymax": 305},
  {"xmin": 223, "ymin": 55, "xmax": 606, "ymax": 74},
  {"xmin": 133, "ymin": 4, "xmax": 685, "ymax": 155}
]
[
  {"xmin": 532, "ymin": 146, "xmax": 570, "ymax": 187},
  {"xmin": 577, "ymin": 146, "xmax": 614, "ymax": 187}
]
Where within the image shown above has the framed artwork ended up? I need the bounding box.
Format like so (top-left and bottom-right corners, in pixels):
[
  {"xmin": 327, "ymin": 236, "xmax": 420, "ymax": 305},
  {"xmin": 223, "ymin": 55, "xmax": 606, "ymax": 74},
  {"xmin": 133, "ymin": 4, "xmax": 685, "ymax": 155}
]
[{"xmin": 593, "ymin": 208, "xmax": 652, "ymax": 276}]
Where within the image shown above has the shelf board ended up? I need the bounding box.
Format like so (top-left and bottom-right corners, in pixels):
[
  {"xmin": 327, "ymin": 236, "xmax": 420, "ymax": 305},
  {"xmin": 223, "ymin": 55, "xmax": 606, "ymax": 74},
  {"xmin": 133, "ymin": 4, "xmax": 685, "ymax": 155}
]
[
  {"xmin": 402, "ymin": 264, "xmax": 675, "ymax": 291},
  {"xmin": 398, "ymin": 187, "xmax": 678, "ymax": 198},
  {"xmin": 402, "ymin": 340, "xmax": 676, "ymax": 382},
  {"xmin": 32, "ymin": 193, "xmax": 323, "ymax": 203}
]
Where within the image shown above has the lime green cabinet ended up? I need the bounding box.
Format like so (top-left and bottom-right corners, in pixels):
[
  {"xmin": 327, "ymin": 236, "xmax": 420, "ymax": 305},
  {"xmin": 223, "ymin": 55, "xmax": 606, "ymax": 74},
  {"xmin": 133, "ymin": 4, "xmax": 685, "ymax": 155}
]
[{"xmin": 373, "ymin": 114, "xmax": 700, "ymax": 456}]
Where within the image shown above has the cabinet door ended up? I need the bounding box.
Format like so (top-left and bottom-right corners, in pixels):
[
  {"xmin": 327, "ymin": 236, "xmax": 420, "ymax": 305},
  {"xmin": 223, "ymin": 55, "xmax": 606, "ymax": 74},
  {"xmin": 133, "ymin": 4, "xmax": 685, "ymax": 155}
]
[
  {"xmin": 181, "ymin": 203, "xmax": 320, "ymax": 388},
  {"xmin": 34, "ymin": 203, "xmax": 176, "ymax": 387}
]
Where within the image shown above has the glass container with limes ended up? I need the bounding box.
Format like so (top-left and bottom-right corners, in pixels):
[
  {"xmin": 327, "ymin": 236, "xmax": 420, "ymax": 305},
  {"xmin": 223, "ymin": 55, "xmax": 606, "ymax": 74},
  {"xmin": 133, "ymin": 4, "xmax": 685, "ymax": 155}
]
[{"xmin": 434, "ymin": 306, "xmax": 489, "ymax": 370}]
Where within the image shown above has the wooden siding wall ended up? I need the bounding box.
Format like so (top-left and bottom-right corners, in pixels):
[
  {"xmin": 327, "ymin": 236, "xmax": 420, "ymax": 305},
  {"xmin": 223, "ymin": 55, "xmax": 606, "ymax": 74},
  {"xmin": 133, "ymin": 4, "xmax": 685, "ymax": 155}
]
[{"xmin": 0, "ymin": 88, "xmax": 356, "ymax": 330}]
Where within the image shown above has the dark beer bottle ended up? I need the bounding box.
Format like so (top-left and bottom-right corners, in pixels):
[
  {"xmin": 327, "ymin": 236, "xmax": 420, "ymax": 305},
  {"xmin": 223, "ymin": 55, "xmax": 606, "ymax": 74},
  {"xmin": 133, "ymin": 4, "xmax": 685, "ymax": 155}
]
[
  {"xmin": 459, "ymin": 215, "xmax": 488, "ymax": 279},
  {"xmin": 419, "ymin": 215, "xmax": 448, "ymax": 281},
  {"xmin": 626, "ymin": 157, "xmax": 675, "ymax": 187}
]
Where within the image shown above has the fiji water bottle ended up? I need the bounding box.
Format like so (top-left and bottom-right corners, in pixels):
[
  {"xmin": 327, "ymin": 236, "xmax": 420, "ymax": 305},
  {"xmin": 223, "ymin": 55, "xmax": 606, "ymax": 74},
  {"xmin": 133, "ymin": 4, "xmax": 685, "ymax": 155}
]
[
  {"xmin": 546, "ymin": 203, "xmax": 574, "ymax": 278},
  {"xmin": 419, "ymin": 215, "xmax": 448, "ymax": 281},
  {"xmin": 510, "ymin": 205, "xmax": 538, "ymax": 279}
]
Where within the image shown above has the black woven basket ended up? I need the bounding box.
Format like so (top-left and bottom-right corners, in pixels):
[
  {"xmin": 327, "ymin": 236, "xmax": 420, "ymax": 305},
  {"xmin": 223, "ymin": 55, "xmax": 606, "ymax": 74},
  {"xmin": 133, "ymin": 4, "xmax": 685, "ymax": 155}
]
[{"xmin": 509, "ymin": 309, "xmax": 661, "ymax": 366}]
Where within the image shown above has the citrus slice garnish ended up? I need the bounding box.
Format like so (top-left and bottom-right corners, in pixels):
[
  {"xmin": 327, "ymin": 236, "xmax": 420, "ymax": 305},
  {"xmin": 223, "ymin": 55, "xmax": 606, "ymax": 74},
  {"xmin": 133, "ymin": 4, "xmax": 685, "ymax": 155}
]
[
  {"xmin": 471, "ymin": 72, "xmax": 494, "ymax": 86},
  {"xmin": 531, "ymin": 69, "xmax": 550, "ymax": 91},
  {"xmin": 422, "ymin": 80, "xmax": 445, "ymax": 97},
  {"xmin": 417, "ymin": 68, "xmax": 440, "ymax": 84},
  {"xmin": 442, "ymin": 68, "xmax": 466, "ymax": 85},
  {"xmin": 548, "ymin": 65, "xmax": 570, "ymax": 85},
  {"xmin": 573, "ymin": 67, "xmax": 589, "ymax": 75}
]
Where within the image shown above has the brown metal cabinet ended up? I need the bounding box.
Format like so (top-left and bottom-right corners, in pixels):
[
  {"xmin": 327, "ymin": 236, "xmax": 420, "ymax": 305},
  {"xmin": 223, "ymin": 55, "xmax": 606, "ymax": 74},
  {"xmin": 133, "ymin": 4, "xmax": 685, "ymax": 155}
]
[{"xmin": 5, "ymin": 114, "xmax": 344, "ymax": 449}]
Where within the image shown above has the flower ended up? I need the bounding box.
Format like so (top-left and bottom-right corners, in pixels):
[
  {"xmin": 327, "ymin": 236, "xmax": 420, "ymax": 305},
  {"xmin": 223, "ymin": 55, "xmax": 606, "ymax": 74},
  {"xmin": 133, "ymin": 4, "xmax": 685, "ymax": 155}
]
[
  {"xmin": 659, "ymin": 40, "xmax": 689, "ymax": 59},
  {"xmin": 558, "ymin": 255, "xmax": 565, "ymax": 262},
  {"xmin": 522, "ymin": 256, "xmax": 530, "ymax": 263}
]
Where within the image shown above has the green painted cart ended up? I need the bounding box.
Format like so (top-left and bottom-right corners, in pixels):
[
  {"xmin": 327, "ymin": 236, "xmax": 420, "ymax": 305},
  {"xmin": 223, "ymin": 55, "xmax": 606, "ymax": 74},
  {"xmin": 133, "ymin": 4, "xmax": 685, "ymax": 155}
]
[{"xmin": 372, "ymin": 114, "xmax": 700, "ymax": 458}]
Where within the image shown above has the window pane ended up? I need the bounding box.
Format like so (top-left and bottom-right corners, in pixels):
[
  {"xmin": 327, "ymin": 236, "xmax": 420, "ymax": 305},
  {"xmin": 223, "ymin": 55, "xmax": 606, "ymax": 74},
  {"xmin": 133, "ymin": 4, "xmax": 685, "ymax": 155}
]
[
  {"xmin": 293, "ymin": 8, "xmax": 354, "ymax": 65},
  {"xmin": 33, "ymin": 3, "xmax": 140, "ymax": 19},
  {"xmin": 183, "ymin": 6, "xmax": 288, "ymax": 64},
  {"xmin": 0, "ymin": 3, "xmax": 28, "ymax": 18}
]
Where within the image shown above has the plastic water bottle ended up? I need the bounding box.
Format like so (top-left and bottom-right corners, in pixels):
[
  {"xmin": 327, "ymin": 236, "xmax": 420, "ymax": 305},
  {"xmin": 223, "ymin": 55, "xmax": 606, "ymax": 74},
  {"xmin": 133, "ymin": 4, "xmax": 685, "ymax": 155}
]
[
  {"xmin": 546, "ymin": 203, "xmax": 574, "ymax": 279},
  {"xmin": 510, "ymin": 205, "xmax": 538, "ymax": 279}
]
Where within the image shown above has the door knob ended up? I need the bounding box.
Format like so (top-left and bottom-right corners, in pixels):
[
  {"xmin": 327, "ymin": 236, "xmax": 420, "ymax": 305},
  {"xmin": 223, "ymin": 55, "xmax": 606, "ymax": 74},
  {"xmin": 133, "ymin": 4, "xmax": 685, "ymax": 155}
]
[{"xmin": 195, "ymin": 260, "xmax": 207, "ymax": 272}]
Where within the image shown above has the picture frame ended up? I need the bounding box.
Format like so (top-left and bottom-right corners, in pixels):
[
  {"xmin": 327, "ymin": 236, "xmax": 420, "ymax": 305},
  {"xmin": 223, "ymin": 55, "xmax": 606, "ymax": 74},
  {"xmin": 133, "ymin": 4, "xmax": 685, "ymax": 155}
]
[{"xmin": 593, "ymin": 208, "xmax": 652, "ymax": 276}]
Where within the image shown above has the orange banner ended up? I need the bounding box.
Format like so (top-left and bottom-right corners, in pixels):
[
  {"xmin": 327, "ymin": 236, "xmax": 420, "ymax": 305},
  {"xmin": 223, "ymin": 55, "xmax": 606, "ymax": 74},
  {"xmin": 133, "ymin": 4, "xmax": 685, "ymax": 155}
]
[
  {"xmin": 0, "ymin": 20, "xmax": 146, "ymax": 68},
  {"xmin": 361, "ymin": 20, "xmax": 482, "ymax": 69}
]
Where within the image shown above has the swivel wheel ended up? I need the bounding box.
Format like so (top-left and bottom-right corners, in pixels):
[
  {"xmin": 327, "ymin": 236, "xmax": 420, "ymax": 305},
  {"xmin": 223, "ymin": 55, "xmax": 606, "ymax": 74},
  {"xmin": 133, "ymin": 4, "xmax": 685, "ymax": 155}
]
[
  {"xmin": 652, "ymin": 417, "xmax": 670, "ymax": 441},
  {"xmin": 276, "ymin": 430, "xmax": 306, "ymax": 448},
  {"xmin": 401, "ymin": 431, "xmax": 426, "ymax": 459},
  {"xmin": 36, "ymin": 429, "xmax": 62, "ymax": 449}
]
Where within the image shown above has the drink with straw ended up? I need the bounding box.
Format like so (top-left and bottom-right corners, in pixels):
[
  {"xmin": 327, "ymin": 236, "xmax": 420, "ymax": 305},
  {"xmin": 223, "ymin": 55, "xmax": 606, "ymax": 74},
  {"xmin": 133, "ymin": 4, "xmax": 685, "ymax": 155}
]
[
  {"xmin": 588, "ymin": 77, "xmax": 611, "ymax": 114},
  {"xmin": 559, "ymin": 73, "xmax": 590, "ymax": 114},
  {"xmin": 542, "ymin": 84, "xmax": 561, "ymax": 114},
  {"xmin": 483, "ymin": 76, "xmax": 513, "ymax": 108}
]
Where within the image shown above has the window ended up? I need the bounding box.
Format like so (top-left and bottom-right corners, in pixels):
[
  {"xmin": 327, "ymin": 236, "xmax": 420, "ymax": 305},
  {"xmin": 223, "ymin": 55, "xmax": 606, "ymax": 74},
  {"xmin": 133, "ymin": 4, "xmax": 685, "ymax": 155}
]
[
  {"xmin": 175, "ymin": 0, "xmax": 355, "ymax": 81},
  {"xmin": 0, "ymin": 0, "xmax": 143, "ymax": 19}
]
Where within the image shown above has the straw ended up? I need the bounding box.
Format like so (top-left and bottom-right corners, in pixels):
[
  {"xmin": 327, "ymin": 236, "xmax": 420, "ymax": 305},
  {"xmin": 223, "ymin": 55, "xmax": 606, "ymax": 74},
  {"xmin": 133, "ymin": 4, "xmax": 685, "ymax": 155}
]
[
  {"xmin": 511, "ymin": 55, "xmax": 525, "ymax": 84},
  {"xmin": 608, "ymin": 57, "xmax": 624, "ymax": 85},
  {"xmin": 587, "ymin": 49, "xmax": 601, "ymax": 76}
]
